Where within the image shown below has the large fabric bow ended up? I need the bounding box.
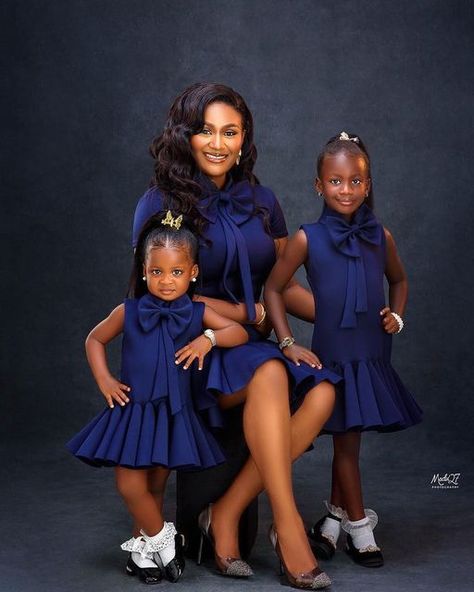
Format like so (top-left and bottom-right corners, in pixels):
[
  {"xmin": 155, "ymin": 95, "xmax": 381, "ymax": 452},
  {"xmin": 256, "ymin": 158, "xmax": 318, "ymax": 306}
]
[
  {"xmin": 197, "ymin": 179, "xmax": 257, "ymax": 321},
  {"xmin": 322, "ymin": 204, "xmax": 383, "ymax": 328},
  {"xmin": 138, "ymin": 293, "xmax": 194, "ymax": 414}
]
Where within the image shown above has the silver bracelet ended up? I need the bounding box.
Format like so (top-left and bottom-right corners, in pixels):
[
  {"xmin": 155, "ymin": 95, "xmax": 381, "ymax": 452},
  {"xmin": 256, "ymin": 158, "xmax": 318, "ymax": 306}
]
[
  {"xmin": 203, "ymin": 329, "xmax": 217, "ymax": 347},
  {"xmin": 279, "ymin": 336, "xmax": 295, "ymax": 350},
  {"xmin": 391, "ymin": 313, "xmax": 404, "ymax": 334}
]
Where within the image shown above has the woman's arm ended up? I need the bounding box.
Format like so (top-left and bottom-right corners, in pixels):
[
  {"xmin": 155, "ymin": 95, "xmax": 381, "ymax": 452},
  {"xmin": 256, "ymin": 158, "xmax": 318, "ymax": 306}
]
[
  {"xmin": 175, "ymin": 306, "xmax": 248, "ymax": 370},
  {"xmin": 381, "ymin": 227, "xmax": 408, "ymax": 334},
  {"xmin": 193, "ymin": 295, "xmax": 264, "ymax": 325},
  {"xmin": 265, "ymin": 230, "xmax": 322, "ymax": 368},
  {"xmin": 275, "ymin": 237, "xmax": 316, "ymax": 322},
  {"xmin": 85, "ymin": 304, "xmax": 131, "ymax": 407}
]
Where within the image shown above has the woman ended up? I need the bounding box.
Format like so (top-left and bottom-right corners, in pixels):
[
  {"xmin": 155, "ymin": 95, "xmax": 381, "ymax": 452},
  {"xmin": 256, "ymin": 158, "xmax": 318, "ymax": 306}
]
[{"xmin": 133, "ymin": 82, "xmax": 340, "ymax": 589}]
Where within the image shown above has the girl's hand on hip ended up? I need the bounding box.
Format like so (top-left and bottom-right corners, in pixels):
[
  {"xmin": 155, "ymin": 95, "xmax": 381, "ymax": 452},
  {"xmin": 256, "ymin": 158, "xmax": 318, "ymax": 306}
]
[
  {"xmin": 283, "ymin": 344, "xmax": 323, "ymax": 369},
  {"xmin": 380, "ymin": 307, "xmax": 400, "ymax": 334},
  {"xmin": 175, "ymin": 335, "xmax": 212, "ymax": 371},
  {"xmin": 97, "ymin": 376, "xmax": 131, "ymax": 408}
]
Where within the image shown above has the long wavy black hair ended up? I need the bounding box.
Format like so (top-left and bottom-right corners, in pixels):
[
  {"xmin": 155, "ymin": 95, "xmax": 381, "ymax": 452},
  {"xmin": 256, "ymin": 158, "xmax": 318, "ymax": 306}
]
[
  {"xmin": 129, "ymin": 211, "xmax": 199, "ymax": 299},
  {"xmin": 149, "ymin": 82, "xmax": 259, "ymax": 235},
  {"xmin": 316, "ymin": 132, "xmax": 374, "ymax": 210}
]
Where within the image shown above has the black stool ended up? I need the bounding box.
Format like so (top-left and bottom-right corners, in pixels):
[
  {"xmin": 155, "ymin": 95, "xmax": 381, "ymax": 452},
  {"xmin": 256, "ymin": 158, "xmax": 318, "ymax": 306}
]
[{"xmin": 176, "ymin": 405, "xmax": 258, "ymax": 560}]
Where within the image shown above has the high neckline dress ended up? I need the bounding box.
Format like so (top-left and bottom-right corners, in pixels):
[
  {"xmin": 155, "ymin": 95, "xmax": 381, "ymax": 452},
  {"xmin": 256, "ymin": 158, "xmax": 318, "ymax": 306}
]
[
  {"xmin": 302, "ymin": 204, "xmax": 422, "ymax": 433},
  {"xmin": 67, "ymin": 294, "xmax": 225, "ymax": 469},
  {"xmin": 133, "ymin": 177, "xmax": 341, "ymax": 408}
]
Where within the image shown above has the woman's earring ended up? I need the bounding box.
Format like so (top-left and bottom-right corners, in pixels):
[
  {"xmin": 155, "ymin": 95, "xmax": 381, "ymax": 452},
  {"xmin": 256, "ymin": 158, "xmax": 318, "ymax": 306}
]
[
  {"xmin": 317, "ymin": 191, "xmax": 323, "ymax": 197},
  {"xmin": 191, "ymin": 277, "xmax": 197, "ymax": 283},
  {"xmin": 236, "ymin": 149, "xmax": 242, "ymax": 166},
  {"xmin": 142, "ymin": 276, "xmax": 146, "ymax": 281}
]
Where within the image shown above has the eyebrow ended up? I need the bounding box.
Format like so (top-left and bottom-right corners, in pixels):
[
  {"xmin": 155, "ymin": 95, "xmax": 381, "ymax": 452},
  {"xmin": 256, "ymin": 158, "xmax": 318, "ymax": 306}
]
[{"xmin": 203, "ymin": 122, "xmax": 241, "ymax": 129}]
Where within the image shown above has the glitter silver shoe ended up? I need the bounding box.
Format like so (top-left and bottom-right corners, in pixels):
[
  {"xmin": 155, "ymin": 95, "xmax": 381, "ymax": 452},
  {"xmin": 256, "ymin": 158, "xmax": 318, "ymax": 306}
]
[
  {"xmin": 269, "ymin": 525, "xmax": 332, "ymax": 589},
  {"xmin": 197, "ymin": 504, "xmax": 254, "ymax": 577}
]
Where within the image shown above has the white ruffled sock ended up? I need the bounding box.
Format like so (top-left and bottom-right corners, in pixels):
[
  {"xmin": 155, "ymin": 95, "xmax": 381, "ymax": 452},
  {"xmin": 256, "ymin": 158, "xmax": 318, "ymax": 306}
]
[
  {"xmin": 320, "ymin": 501, "xmax": 345, "ymax": 546},
  {"xmin": 120, "ymin": 536, "xmax": 158, "ymax": 568},
  {"xmin": 342, "ymin": 511, "xmax": 380, "ymax": 551},
  {"xmin": 141, "ymin": 522, "xmax": 177, "ymax": 567}
]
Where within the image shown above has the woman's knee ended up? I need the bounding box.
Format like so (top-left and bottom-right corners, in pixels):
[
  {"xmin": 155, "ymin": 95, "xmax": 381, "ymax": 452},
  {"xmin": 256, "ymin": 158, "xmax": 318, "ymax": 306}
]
[{"xmin": 253, "ymin": 358, "xmax": 287, "ymax": 385}]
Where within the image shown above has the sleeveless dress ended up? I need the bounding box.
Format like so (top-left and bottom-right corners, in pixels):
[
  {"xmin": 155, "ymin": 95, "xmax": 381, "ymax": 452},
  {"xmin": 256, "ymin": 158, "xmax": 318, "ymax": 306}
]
[
  {"xmin": 67, "ymin": 293, "xmax": 225, "ymax": 469},
  {"xmin": 302, "ymin": 203, "xmax": 422, "ymax": 433},
  {"xmin": 132, "ymin": 176, "xmax": 341, "ymax": 407}
]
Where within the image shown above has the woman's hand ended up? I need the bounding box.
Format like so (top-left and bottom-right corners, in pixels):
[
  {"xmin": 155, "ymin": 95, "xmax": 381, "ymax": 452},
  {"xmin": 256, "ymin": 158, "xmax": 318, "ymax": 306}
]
[
  {"xmin": 175, "ymin": 335, "xmax": 213, "ymax": 371},
  {"xmin": 97, "ymin": 375, "xmax": 131, "ymax": 408},
  {"xmin": 380, "ymin": 307, "xmax": 401, "ymax": 334},
  {"xmin": 282, "ymin": 344, "xmax": 323, "ymax": 369}
]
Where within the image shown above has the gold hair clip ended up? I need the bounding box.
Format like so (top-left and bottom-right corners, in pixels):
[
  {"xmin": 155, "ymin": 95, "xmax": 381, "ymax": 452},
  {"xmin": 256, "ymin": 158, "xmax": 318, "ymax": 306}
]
[
  {"xmin": 339, "ymin": 131, "xmax": 359, "ymax": 143},
  {"xmin": 161, "ymin": 210, "xmax": 183, "ymax": 230}
]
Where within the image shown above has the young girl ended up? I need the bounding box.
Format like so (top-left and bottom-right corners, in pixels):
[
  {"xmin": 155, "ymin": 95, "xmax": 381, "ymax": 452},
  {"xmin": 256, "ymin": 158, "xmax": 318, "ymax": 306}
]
[
  {"xmin": 67, "ymin": 211, "xmax": 248, "ymax": 584},
  {"xmin": 264, "ymin": 132, "xmax": 422, "ymax": 568}
]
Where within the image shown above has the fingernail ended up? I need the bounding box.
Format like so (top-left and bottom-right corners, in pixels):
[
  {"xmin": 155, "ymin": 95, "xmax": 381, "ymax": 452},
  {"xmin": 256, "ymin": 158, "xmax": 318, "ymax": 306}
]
[
  {"xmin": 311, "ymin": 364, "xmax": 316, "ymax": 368},
  {"xmin": 175, "ymin": 360, "xmax": 179, "ymax": 364}
]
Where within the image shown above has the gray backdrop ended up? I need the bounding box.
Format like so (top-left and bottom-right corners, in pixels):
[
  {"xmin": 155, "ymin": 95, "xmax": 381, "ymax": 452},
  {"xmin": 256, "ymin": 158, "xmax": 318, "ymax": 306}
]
[{"xmin": 3, "ymin": 1, "xmax": 473, "ymax": 591}]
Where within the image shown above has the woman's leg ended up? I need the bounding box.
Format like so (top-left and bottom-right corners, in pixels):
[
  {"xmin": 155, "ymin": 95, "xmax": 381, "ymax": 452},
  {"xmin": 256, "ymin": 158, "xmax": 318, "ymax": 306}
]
[
  {"xmin": 116, "ymin": 467, "xmax": 166, "ymax": 536},
  {"xmin": 211, "ymin": 361, "xmax": 335, "ymax": 573},
  {"xmin": 330, "ymin": 432, "xmax": 364, "ymax": 520}
]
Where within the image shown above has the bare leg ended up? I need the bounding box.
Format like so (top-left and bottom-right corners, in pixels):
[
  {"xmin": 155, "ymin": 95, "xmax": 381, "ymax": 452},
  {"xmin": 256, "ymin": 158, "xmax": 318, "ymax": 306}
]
[
  {"xmin": 330, "ymin": 432, "xmax": 365, "ymax": 521},
  {"xmin": 115, "ymin": 467, "xmax": 165, "ymax": 537},
  {"xmin": 212, "ymin": 361, "xmax": 335, "ymax": 574},
  {"xmin": 131, "ymin": 467, "xmax": 170, "ymax": 537}
]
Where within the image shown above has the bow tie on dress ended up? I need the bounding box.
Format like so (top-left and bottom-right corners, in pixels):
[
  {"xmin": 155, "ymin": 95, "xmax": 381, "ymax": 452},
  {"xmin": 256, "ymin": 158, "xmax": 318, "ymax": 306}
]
[
  {"xmin": 138, "ymin": 293, "xmax": 194, "ymax": 414},
  {"xmin": 322, "ymin": 204, "xmax": 383, "ymax": 328},
  {"xmin": 197, "ymin": 179, "xmax": 257, "ymax": 321}
]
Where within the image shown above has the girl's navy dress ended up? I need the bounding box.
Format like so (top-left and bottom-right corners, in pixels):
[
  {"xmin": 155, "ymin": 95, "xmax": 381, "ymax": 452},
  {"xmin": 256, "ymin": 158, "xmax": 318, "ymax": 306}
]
[
  {"xmin": 302, "ymin": 204, "xmax": 422, "ymax": 433},
  {"xmin": 67, "ymin": 294, "xmax": 225, "ymax": 469},
  {"xmin": 132, "ymin": 177, "xmax": 341, "ymax": 406}
]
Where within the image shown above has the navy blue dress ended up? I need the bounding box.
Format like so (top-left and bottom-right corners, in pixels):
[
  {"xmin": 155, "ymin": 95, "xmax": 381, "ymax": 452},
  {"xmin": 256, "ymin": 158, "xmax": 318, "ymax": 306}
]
[
  {"xmin": 67, "ymin": 294, "xmax": 225, "ymax": 469},
  {"xmin": 302, "ymin": 204, "xmax": 422, "ymax": 433},
  {"xmin": 133, "ymin": 177, "xmax": 341, "ymax": 407}
]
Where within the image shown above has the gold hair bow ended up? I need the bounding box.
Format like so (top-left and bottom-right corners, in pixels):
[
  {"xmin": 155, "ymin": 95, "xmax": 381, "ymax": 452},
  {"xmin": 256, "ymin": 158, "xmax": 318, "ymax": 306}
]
[{"xmin": 161, "ymin": 210, "xmax": 183, "ymax": 230}]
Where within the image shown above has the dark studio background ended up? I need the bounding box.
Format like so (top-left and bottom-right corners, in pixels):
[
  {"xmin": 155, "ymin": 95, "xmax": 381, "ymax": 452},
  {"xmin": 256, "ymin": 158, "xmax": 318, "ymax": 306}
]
[{"xmin": 2, "ymin": 1, "xmax": 473, "ymax": 591}]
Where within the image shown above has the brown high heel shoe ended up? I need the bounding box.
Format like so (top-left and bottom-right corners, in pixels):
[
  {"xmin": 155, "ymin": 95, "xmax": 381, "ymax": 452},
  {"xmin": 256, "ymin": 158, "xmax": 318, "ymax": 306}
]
[
  {"xmin": 268, "ymin": 525, "xmax": 332, "ymax": 589},
  {"xmin": 197, "ymin": 504, "xmax": 254, "ymax": 577}
]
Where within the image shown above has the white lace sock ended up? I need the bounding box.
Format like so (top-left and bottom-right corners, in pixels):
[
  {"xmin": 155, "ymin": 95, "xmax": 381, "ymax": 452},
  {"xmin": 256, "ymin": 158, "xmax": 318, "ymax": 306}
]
[
  {"xmin": 342, "ymin": 511, "xmax": 380, "ymax": 551},
  {"xmin": 320, "ymin": 501, "xmax": 345, "ymax": 546},
  {"xmin": 320, "ymin": 516, "xmax": 342, "ymax": 547},
  {"xmin": 120, "ymin": 536, "xmax": 158, "ymax": 568},
  {"xmin": 141, "ymin": 522, "xmax": 177, "ymax": 567}
]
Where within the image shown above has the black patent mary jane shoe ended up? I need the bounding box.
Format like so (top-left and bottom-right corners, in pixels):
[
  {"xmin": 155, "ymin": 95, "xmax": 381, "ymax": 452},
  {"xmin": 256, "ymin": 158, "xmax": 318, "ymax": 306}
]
[
  {"xmin": 307, "ymin": 515, "xmax": 338, "ymax": 560},
  {"xmin": 126, "ymin": 554, "xmax": 163, "ymax": 585},
  {"xmin": 345, "ymin": 534, "xmax": 384, "ymax": 568},
  {"xmin": 161, "ymin": 533, "xmax": 186, "ymax": 582}
]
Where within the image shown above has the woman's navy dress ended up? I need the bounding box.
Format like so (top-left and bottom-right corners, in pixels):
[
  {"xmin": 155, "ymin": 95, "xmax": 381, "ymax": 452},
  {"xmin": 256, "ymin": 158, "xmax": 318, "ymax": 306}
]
[
  {"xmin": 302, "ymin": 204, "xmax": 422, "ymax": 433},
  {"xmin": 67, "ymin": 294, "xmax": 225, "ymax": 469},
  {"xmin": 132, "ymin": 177, "xmax": 341, "ymax": 403}
]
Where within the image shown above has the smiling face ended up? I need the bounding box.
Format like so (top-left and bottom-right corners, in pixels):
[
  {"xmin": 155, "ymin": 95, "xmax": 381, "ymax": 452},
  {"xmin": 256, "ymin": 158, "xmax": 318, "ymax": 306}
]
[
  {"xmin": 143, "ymin": 246, "xmax": 198, "ymax": 301},
  {"xmin": 190, "ymin": 101, "xmax": 245, "ymax": 189},
  {"xmin": 316, "ymin": 151, "xmax": 371, "ymax": 220}
]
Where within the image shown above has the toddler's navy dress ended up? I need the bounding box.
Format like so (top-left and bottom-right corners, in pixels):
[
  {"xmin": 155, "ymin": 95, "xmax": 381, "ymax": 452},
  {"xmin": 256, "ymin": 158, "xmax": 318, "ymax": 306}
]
[
  {"xmin": 133, "ymin": 176, "xmax": 341, "ymax": 407},
  {"xmin": 67, "ymin": 294, "xmax": 225, "ymax": 469},
  {"xmin": 302, "ymin": 204, "xmax": 422, "ymax": 433}
]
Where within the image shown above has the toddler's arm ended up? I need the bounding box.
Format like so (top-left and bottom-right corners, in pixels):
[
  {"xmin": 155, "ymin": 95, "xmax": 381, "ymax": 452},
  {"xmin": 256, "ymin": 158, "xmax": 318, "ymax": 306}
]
[
  {"xmin": 85, "ymin": 304, "xmax": 131, "ymax": 408},
  {"xmin": 381, "ymin": 228, "xmax": 408, "ymax": 334},
  {"xmin": 174, "ymin": 307, "xmax": 248, "ymax": 371},
  {"xmin": 265, "ymin": 230, "xmax": 322, "ymax": 368}
]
